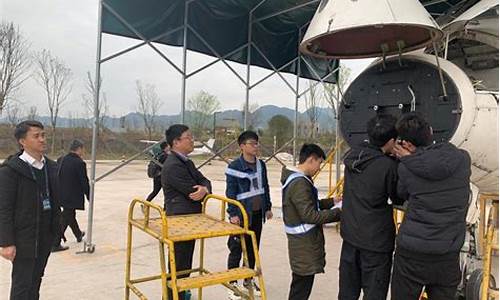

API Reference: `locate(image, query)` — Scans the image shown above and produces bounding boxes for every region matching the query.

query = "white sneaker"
[244,279,261,297]
[227,282,241,300]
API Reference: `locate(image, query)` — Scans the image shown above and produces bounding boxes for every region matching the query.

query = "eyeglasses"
[244,142,260,147]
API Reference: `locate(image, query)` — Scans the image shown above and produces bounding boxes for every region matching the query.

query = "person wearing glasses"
[225,131,273,299]
[161,124,212,300]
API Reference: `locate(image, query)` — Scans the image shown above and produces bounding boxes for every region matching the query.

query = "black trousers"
[167,240,196,300]
[146,176,162,202]
[391,250,460,300]
[10,224,53,300]
[61,208,83,241]
[288,273,315,300]
[227,210,263,270]
[338,241,392,300]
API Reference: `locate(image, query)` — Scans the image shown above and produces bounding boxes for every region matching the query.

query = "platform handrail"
[129,198,169,239]
[202,194,250,230]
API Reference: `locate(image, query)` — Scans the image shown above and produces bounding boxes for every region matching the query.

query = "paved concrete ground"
[0,160,344,299]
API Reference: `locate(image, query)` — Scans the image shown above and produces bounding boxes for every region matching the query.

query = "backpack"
[147,151,167,178]
[147,160,161,178]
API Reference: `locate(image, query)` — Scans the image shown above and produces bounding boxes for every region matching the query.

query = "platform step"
[169,267,257,291]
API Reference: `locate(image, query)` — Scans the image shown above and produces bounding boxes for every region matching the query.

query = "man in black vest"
[0,120,63,299]
[161,124,212,299]
[391,112,471,299]
[54,139,89,250]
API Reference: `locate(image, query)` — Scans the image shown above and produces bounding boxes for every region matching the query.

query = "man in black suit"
[161,124,212,299]
[0,120,63,299]
[54,139,89,251]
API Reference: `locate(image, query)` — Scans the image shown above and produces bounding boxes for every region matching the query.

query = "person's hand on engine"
[392,140,416,159]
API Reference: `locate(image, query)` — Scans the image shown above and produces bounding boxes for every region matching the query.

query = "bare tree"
[0,21,31,115]
[304,80,322,139]
[187,90,220,136]
[82,71,108,132]
[136,80,162,140]
[324,64,352,117]
[34,49,72,154]
[27,105,38,120]
[6,102,21,127]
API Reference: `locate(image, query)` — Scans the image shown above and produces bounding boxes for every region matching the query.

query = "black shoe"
[76,231,85,243]
[243,279,261,297]
[51,244,69,252]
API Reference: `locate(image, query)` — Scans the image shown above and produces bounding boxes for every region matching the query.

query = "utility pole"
[213,111,219,139]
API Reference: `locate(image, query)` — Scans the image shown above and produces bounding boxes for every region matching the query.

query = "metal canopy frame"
[83,0,340,253]
[85,0,466,254]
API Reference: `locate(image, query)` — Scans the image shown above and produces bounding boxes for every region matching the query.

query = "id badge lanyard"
[29,164,51,211]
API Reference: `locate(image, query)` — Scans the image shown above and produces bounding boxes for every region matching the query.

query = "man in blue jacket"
[226,131,273,299]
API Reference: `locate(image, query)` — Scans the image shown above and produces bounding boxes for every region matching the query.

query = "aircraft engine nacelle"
[339,53,498,193]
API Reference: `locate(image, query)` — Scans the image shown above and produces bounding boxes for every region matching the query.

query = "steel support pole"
[83,0,103,254]
[181,1,189,124]
[244,12,253,130]
[103,3,183,75]
[293,31,301,166]
[100,26,184,64]
[252,44,297,94]
[335,65,341,182]
[249,57,298,89]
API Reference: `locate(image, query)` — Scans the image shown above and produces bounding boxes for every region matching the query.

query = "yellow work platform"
[125,194,267,300]
[131,214,247,242]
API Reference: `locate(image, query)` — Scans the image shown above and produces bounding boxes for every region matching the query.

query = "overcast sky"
[3,0,373,118]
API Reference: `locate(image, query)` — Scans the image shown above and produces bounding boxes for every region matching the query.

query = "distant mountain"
[0,105,337,131]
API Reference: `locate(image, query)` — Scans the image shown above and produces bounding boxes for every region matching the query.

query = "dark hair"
[14,120,44,141]
[366,114,398,147]
[165,124,190,147]
[159,141,168,150]
[396,112,433,147]
[69,139,84,151]
[299,143,326,164]
[238,130,259,145]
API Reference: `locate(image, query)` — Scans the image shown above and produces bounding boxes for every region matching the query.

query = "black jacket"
[57,152,90,210]
[340,143,402,253]
[161,151,212,215]
[396,142,471,257]
[0,153,62,258]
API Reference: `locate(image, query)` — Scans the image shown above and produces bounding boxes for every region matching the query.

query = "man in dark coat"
[281,144,342,300]
[338,114,403,300]
[54,139,89,249]
[391,112,471,299]
[161,124,212,299]
[0,120,63,299]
